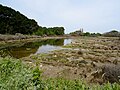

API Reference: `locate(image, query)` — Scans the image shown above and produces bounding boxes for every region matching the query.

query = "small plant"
[0,57,34,90]
[32,67,44,90]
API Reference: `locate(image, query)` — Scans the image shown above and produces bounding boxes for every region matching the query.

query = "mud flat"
[22,36,120,84]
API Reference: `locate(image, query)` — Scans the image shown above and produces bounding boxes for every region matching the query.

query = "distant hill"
[0,4,39,34]
[103,30,120,37]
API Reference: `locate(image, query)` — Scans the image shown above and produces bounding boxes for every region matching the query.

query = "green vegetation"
[0,57,120,90]
[70,30,101,37]
[1,3,120,90]
[0,57,44,90]
[83,32,101,37]
[34,27,64,36]
[0,4,65,36]
[0,57,34,89]
[45,80,120,90]
[0,4,39,34]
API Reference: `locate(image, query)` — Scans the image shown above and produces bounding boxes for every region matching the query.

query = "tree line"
[70,29,120,37]
[0,4,39,34]
[0,4,64,36]
[70,30,101,37]
[34,27,64,36]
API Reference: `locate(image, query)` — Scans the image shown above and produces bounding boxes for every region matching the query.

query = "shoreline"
[23,36,120,84]
[0,34,72,44]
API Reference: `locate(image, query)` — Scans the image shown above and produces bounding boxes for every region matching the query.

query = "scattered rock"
[77,50,83,55]
[79,60,88,64]
[91,70,102,78]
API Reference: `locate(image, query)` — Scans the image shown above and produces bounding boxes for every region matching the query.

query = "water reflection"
[64,39,72,45]
[35,45,61,54]
[0,39,72,58]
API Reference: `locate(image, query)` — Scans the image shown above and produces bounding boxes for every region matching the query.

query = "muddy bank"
[0,34,72,48]
[22,37,120,84]
[0,34,74,42]
[0,34,40,41]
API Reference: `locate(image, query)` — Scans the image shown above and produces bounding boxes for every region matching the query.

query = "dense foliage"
[34,27,64,36]
[0,57,44,90]
[83,32,101,37]
[70,30,101,37]
[0,4,65,36]
[0,4,39,34]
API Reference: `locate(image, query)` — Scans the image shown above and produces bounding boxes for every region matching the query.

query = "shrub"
[102,64,120,83]
[103,30,120,37]
[0,57,45,90]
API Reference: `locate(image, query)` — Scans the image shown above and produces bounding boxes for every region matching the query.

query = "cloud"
[1,0,120,33]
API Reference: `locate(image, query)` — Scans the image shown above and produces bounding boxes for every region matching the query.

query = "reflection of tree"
[43,39,64,46]
[0,39,64,58]
[24,39,64,47]
[8,47,38,58]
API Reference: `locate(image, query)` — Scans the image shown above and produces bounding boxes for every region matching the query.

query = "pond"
[0,39,72,58]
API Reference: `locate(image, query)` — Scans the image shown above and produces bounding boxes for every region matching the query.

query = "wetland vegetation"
[0,36,120,90]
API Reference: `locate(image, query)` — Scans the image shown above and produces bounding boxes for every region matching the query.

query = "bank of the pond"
[1,36,120,88]
[25,36,120,84]
[0,38,72,58]
[0,34,72,42]
[0,34,73,48]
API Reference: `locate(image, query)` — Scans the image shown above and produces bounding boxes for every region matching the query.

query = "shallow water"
[0,39,72,58]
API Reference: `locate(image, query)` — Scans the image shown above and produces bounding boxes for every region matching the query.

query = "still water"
[0,39,72,58]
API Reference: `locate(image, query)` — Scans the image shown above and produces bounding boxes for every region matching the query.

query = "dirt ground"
[23,36,120,84]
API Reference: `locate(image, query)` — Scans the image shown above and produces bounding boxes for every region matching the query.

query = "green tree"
[0,4,39,34]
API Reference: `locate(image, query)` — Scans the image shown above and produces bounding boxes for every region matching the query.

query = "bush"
[102,64,120,83]
[0,57,44,90]
[103,30,120,37]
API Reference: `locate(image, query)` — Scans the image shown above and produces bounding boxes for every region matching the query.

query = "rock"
[74,69,77,74]
[40,64,43,68]
[77,48,90,55]
[78,57,84,60]
[91,69,103,78]
[77,50,83,55]
[26,48,31,51]
[91,62,96,67]
[113,59,118,65]
[79,60,88,64]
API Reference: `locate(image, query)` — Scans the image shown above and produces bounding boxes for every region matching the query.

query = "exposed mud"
[22,37,120,84]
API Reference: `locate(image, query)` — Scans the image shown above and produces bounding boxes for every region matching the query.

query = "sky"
[0,0,120,34]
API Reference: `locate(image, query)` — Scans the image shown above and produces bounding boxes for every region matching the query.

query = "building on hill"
[70,28,84,36]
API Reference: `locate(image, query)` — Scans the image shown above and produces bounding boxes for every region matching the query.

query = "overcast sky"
[1,0,120,33]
